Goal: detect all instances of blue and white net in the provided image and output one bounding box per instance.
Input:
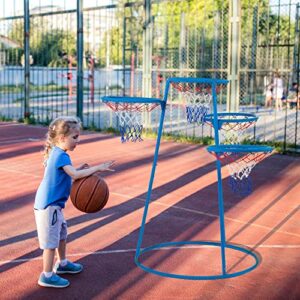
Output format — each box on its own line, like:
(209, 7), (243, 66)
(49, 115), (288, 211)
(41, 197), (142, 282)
(183, 91), (211, 125)
(171, 83), (212, 125)
(219, 151), (267, 196)
(115, 111), (143, 143)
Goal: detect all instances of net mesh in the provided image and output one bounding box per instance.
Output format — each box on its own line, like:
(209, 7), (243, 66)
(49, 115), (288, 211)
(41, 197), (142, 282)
(220, 152), (267, 180)
(206, 113), (259, 195)
(229, 177), (252, 197)
(213, 150), (270, 196)
(115, 111), (143, 143)
(205, 114), (257, 144)
(103, 101), (159, 143)
(171, 83), (213, 125)
(106, 102), (159, 112)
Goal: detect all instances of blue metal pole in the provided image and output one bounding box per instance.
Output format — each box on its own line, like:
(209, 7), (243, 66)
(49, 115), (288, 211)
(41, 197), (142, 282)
(135, 83), (169, 258)
(216, 160), (227, 275)
(211, 81), (227, 275)
(24, 0), (30, 119)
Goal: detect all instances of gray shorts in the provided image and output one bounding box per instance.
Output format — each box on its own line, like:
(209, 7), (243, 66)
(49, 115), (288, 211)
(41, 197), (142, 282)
(34, 205), (67, 250)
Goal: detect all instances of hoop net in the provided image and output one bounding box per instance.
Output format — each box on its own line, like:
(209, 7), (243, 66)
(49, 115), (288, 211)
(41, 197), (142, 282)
(105, 102), (159, 113)
(218, 116), (258, 191)
(207, 115), (268, 196)
(115, 111), (143, 143)
(205, 113), (257, 144)
(171, 82), (214, 125)
(217, 151), (267, 180)
(213, 150), (271, 196)
(104, 101), (159, 143)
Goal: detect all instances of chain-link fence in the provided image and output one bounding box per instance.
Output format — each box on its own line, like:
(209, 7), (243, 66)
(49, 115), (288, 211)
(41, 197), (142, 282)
(0, 0), (299, 151)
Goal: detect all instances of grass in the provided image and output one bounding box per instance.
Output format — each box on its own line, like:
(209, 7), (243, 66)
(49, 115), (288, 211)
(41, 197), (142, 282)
(242, 139), (299, 155)
(0, 115), (13, 122)
(0, 116), (297, 155)
(80, 125), (214, 145)
(0, 84), (66, 94)
(1, 84), (122, 95)
(87, 127), (295, 154)
(143, 129), (215, 145)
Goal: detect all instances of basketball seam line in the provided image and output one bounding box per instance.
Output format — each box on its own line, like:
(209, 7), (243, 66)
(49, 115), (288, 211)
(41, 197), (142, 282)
(74, 176), (90, 209)
(100, 188), (109, 210)
(85, 177), (102, 212)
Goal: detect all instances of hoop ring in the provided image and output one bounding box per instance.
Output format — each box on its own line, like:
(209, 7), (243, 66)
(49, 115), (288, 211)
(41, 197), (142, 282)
(207, 144), (273, 154)
(102, 96), (163, 105)
(204, 112), (258, 124)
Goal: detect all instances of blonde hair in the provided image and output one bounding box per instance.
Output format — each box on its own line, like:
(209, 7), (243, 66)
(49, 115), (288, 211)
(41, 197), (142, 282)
(43, 116), (81, 166)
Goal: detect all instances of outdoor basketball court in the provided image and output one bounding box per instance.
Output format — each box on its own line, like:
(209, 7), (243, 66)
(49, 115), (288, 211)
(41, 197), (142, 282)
(0, 121), (299, 299)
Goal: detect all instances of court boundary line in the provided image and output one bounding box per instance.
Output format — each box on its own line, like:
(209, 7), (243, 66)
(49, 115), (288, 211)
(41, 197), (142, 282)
(1, 244), (300, 266)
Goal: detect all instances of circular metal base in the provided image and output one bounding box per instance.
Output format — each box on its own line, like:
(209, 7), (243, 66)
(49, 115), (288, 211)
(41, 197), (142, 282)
(135, 241), (259, 280)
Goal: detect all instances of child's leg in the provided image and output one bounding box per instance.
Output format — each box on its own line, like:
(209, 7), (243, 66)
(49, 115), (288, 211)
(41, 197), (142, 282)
(52, 211), (83, 274)
(39, 247), (69, 288)
(43, 248), (56, 273)
(275, 97), (281, 110)
(265, 95), (272, 107)
(56, 239), (66, 262)
(35, 207), (70, 288)
(54, 239), (83, 274)
(279, 98), (283, 109)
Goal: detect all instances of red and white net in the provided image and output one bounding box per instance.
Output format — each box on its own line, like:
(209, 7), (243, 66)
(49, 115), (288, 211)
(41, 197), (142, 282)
(104, 102), (159, 143)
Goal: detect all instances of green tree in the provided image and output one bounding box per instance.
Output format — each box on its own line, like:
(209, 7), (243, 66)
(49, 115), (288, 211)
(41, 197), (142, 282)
(97, 27), (123, 67)
(8, 17), (76, 66)
(7, 19), (24, 46)
(32, 29), (76, 67)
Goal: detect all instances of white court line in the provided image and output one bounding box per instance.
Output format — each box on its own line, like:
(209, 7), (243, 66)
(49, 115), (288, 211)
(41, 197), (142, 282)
(0, 138), (41, 145)
(0, 166), (41, 178)
(1, 245), (300, 266)
(112, 192), (300, 238)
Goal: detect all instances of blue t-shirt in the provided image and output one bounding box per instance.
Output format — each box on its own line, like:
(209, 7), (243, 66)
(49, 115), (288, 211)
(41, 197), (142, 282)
(34, 146), (72, 209)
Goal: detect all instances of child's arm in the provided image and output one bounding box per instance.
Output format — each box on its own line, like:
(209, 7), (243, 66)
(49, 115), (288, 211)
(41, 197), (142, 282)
(63, 161), (115, 180)
(77, 163), (90, 170)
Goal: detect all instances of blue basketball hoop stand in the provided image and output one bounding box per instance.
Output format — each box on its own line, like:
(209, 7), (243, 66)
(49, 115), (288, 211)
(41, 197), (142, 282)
(102, 77), (272, 280)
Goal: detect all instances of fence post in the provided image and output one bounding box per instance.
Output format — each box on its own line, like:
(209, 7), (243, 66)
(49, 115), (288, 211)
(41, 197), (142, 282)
(122, 14), (126, 96)
(249, 6), (258, 106)
(213, 11), (220, 79)
(227, 0), (241, 112)
(294, 4), (300, 150)
(179, 13), (186, 76)
(142, 0), (152, 98)
(24, 0), (30, 119)
(77, 0), (84, 121)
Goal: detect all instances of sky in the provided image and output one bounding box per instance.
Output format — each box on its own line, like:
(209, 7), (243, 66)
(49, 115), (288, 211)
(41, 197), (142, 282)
(0, 0), (116, 18)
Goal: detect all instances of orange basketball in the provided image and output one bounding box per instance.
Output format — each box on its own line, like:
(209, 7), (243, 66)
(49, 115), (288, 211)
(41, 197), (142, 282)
(70, 173), (109, 213)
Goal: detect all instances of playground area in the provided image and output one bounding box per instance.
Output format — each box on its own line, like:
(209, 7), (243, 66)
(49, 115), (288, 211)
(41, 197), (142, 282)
(0, 1), (300, 298)
(0, 121), (300, 299)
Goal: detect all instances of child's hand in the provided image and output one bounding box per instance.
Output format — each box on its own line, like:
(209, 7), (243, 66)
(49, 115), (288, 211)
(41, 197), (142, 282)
(98, 160), (115, 172)
(77, 163), (90, 170)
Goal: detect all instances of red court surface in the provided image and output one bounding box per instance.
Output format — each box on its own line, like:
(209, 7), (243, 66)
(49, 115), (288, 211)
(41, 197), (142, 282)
(0, 121), (299, 300)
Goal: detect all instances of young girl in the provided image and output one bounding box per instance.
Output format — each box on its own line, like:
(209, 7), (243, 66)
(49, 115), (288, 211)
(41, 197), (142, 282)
(34, 116), (114, 288)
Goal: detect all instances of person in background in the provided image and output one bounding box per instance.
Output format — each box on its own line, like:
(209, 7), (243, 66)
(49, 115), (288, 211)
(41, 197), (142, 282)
(272, 71), (284, 110)
(285, 82), (300, 109)
(264, 77), (273, 108)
